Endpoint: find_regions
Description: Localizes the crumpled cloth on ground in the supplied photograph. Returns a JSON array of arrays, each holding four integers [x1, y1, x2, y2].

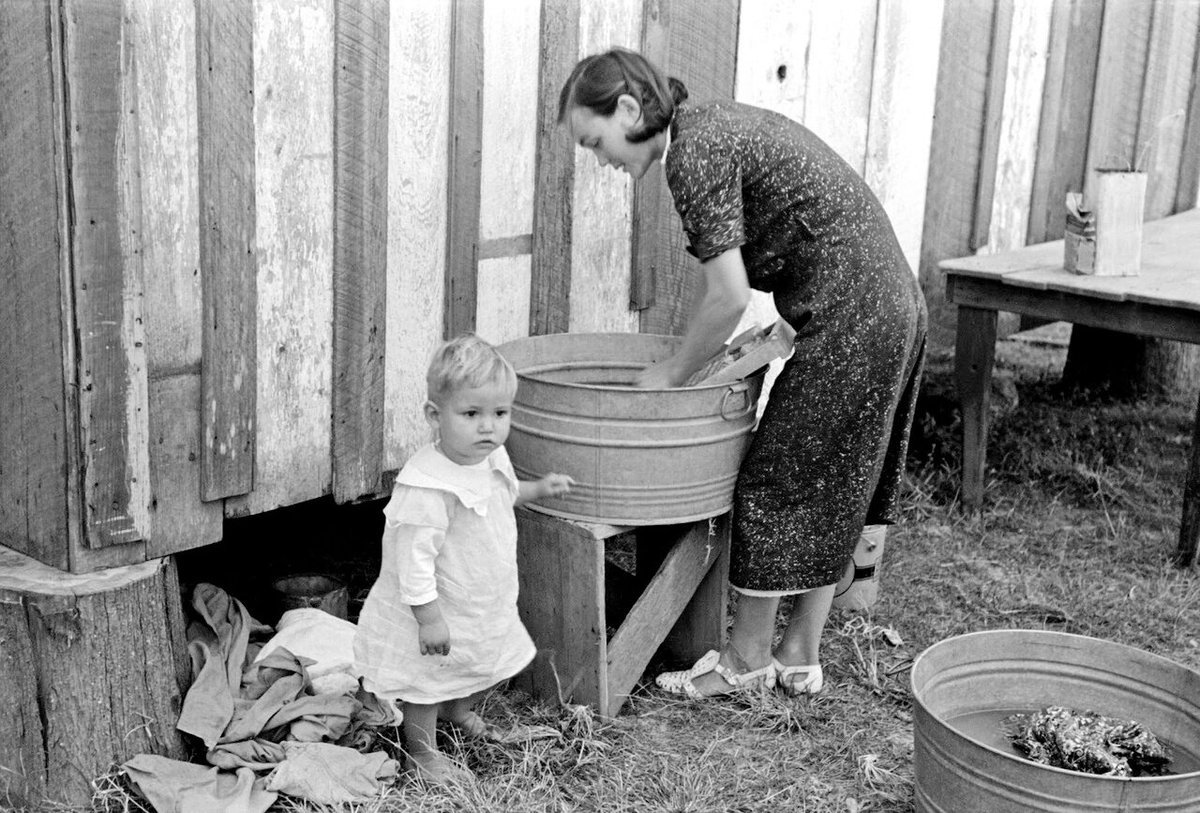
[[255, 607, 363, 696], [264, 741, 400, 804], [1007, 705, 1171, 776], [121, 754, 277, 813], [122, 584, 399, 811]]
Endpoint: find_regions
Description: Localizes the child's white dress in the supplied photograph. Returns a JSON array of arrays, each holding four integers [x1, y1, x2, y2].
[[353, 444, 536, 705]]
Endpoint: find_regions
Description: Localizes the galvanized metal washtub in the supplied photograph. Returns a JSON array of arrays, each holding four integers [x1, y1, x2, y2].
[[498, 333, 765, 525], [911, 629, 1200, 812]]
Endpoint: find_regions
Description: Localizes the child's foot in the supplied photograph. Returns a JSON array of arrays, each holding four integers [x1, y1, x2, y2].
[[404, 750, 474, 786], [445, 710, 502, 741]]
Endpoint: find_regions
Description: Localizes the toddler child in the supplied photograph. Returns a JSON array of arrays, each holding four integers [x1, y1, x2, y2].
[[353, 334, 572, 785]]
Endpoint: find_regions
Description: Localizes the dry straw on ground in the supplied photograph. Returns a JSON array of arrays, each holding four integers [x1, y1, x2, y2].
[[30, 329, 1200, 812]]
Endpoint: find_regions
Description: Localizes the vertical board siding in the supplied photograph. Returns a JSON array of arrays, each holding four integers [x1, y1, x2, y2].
[[985, 0, 1052, 253], [64, 0, 151, 550], [0, 1, 72, 568], [1085, 0, 1154, 182], [865, 0, 944, 274], [635, 0, 740, 337], [330, 0, 386, 505], [969, 0, 1014, 251], [569, 0, 641, 335], [804, 0, 877, 175], [476, 0, 539, 346], [196, 0, 257, 501], [130, 0, 222, 554], [1137, 0, 1199, 219], [918, 0, 1001, 348], [530, 0, 579, 337], [1178, 24, 1200, 212], [1027, 0, 1103, 243], [384, 0, 451, 469], [444, 0, 484, 339], [230, 0, 336, 515]]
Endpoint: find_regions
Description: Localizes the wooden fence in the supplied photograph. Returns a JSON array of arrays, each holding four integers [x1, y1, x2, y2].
[[1, 0, 1197, 571]]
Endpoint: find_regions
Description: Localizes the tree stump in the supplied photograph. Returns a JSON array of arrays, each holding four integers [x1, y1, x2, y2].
[[0, 545, 190, 809]]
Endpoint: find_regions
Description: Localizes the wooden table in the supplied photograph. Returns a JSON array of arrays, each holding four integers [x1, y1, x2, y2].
[[940, 208, 1200, 566]]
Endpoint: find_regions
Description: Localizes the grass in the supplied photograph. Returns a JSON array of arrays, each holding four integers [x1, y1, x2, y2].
[[30, 328, 1200, 811]]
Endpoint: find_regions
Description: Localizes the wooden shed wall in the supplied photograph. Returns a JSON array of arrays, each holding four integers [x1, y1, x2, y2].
[[1, 0, 1198, 571]]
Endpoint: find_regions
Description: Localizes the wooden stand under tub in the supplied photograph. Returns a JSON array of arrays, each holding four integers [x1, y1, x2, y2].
[[514, 508, 730, 717]]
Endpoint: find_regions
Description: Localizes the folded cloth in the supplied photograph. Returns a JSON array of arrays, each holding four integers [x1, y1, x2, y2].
[[264, 741, 399, 804], [122, 753, 277, 813], [177, 584, 273, 748]]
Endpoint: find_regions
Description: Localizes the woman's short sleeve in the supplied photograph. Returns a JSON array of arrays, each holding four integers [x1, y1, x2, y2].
[[666, 136, 745, 261]]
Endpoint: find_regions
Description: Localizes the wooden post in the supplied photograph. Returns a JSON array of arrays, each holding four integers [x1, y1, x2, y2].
[[953, 299, 998, 512], [0, 547, 188, 809], [1175, 389, 1200, 568]]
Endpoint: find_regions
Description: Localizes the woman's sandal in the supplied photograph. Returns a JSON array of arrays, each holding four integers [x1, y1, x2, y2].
[[655, 649, 778, 698], [772, 659, 824, 696]]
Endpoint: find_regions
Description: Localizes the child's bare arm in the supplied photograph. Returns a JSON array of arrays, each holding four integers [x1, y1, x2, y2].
[[411, 600, 450, 655], [516, 473, 574, 507]]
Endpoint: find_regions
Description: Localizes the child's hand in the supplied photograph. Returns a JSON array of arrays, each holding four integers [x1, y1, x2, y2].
[[418, 616, 451, 656], [539, 473, 574, 499]]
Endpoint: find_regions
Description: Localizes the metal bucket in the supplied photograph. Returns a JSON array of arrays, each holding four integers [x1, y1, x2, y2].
[[498, 333, 765, 525], [271, 574, 349, 620], [911, 629, 1200, 812], [832, 525, 886, 611]]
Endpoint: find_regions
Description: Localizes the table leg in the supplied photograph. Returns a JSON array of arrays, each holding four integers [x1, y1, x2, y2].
[[1174, 389, 1200, 567], [955, 305, 998, 511]]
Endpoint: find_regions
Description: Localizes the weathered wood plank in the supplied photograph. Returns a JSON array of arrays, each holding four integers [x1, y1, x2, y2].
[[531, 0, 579, 336], [1176, 29, 1200, 212], [478, 0, 538, 343], [476, 256, 533, 346], [129, 0, 223, 554], [1175, 389, 1200, 567], [865, 0, 945, 274], [970, 0, 1014, 251], [606, 520, 723, 715], [569, 0, 641, 335], [0, 1, 72, 570], [1027, 0, 1104, 243], [955, 305, 998, 510], [635, 0, 739, 337], [331, 0, 387, 504], [917, 0, 1000, 348], [985, 0, 1052, 252], [64, 0, 151, 550], [196, 0, 257, 501], [1084, 0, 1153, 181], [445, 0, 484, 338], [385, 0, 451, 470], [805, 0, 877, 174], [1137, 0, 1199, 219]]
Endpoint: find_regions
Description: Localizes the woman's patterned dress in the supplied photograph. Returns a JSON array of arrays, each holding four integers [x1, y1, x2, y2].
[[665, 101, 927, 592]]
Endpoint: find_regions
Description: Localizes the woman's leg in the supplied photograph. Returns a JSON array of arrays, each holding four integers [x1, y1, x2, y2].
[[687, 592, 781, 695], [772, 584, 835, 692]]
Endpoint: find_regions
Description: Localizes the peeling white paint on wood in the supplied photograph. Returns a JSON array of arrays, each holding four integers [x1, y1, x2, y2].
[[734, 0, 808, 123], [476, 255, 533, 347], [229, 0, 334, 515], [804, 0, 877, 174], [985, 0, 1053, 254], [865, 0, 944, 275], [385, 0, 452, 468], [569, 0, 640, 335]]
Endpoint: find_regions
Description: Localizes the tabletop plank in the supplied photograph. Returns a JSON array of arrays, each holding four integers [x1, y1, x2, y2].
[[940, 208, 1200, 311]]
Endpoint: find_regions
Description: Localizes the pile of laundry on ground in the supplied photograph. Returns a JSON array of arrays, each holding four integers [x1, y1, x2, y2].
[[122, 583, 401, 811]]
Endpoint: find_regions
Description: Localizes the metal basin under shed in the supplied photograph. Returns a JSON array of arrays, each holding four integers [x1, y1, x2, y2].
[[498, 333, 765, 526], [911, 629, 1200, 812]]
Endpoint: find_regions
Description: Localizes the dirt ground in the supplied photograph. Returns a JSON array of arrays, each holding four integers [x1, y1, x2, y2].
[[88, 322, 1200, 812]]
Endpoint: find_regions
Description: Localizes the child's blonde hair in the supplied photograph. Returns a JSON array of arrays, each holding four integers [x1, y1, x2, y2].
[[426, 334, 517, 405]]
